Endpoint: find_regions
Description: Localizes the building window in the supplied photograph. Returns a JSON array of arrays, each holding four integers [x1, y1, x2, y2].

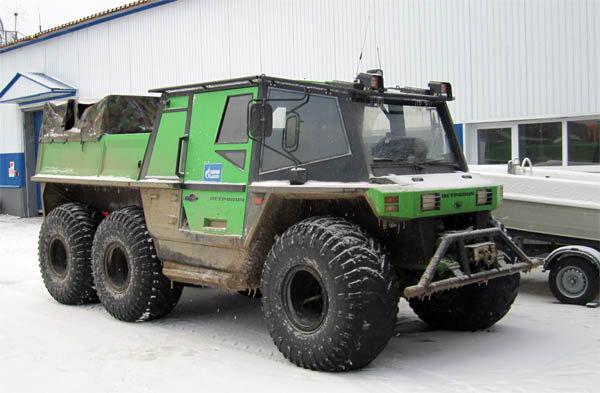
[[518, 122, 562, 166], [477, 128, 511, 164], [215, 94, 252, 144], [568, 120, 599, 165], [261, 88, 350, 172]]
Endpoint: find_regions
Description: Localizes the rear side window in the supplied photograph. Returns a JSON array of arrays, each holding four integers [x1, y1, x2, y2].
[[216, 94, 252, 144], [261, 88, 350, 172]]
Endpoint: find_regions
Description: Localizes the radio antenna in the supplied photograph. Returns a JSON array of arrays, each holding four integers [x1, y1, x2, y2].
[[376, 45, 382, 69], [355, 14, 371, 76]]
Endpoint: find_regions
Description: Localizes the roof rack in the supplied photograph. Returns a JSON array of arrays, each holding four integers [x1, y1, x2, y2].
[[149, 75, 454, 102]]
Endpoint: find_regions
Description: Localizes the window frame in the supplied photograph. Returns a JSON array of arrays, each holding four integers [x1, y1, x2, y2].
[[259, 88, 352, 174], [214, 93, 253, 145], [466, 115, 600, 167]]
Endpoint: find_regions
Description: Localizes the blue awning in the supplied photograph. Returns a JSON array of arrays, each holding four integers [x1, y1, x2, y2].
[[0, 72, 76, 106]]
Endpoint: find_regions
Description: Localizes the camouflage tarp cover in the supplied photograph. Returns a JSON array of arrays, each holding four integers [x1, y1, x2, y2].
[[40, 95, 160, 143], [77, 96, 160, 139], [40, 102, 69, 142]]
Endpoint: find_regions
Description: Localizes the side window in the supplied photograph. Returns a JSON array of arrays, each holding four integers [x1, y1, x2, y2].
[[215, 94, 252, 144], [261, 88, 350, 172]]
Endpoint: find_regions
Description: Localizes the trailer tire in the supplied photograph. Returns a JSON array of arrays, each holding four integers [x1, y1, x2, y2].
[[91, 206, 183, 322], [548, 257, 599, 305], [38, 203, 101, 305], [408, 273, 520, 331], [261, 216, 399, 371]]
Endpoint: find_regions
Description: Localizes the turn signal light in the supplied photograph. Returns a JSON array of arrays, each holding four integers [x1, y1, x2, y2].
[[383, 195, 399, 212], [476, 189, 493, 205]]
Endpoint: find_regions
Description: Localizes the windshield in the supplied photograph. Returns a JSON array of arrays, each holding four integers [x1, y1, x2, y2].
[[362, 103, 458, 169]]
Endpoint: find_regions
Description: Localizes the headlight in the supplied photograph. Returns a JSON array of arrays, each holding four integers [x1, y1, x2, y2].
[[421, 193, 441, 211], [476, 189, 493, 205]]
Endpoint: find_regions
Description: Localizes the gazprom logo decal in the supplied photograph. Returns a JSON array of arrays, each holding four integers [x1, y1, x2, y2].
[[203, 163, 222, 182]]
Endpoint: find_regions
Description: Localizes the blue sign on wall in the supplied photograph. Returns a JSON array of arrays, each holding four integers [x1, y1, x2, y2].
[[0, 152, 25, 188], [203, 163, 223, 182]]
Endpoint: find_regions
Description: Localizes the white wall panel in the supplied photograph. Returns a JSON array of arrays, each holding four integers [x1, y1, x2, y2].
[[0, 0, 598, 149], [0, 105, 23, 153]]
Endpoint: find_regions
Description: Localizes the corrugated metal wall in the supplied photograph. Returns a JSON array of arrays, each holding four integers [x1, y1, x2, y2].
[[0, 0, 598, 138]]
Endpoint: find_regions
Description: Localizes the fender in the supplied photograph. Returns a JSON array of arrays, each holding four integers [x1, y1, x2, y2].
[[543, 246, 600, 272]]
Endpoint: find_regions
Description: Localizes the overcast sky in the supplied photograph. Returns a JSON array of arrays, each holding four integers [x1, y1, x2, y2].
[[0, 0, 130, 36]]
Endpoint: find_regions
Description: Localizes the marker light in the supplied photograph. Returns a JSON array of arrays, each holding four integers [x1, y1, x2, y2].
[[421, 193, 441, 211]]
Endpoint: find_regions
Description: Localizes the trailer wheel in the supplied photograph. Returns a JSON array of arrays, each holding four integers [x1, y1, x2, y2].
[[261, 216, 399, 371], [38, 203, 101, 305], [549, 257, 599, 305], [408, 274, 520, 331], [91, 206, 183, 322]]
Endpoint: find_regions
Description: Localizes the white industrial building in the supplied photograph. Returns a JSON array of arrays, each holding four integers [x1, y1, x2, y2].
[[0, 0, 598, 217]]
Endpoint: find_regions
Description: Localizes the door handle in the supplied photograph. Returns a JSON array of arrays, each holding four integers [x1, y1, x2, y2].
[[175, 135, 189, 178], [184, 193, 198, 202]]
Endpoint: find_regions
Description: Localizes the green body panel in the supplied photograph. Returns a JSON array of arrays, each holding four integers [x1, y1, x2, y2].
[[167, 95, 189, 110], [146, 110, 188, 177], [182, 87, 257, 235], [365, 186, 500, 220], [38, 133, 149, 178]]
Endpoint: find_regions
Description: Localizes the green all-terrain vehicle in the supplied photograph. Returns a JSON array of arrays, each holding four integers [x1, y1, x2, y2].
[[33, 71, 541, 371]]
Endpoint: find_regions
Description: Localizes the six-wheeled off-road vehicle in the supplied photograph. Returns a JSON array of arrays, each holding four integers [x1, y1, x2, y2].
[[33, 71, 541, 371]]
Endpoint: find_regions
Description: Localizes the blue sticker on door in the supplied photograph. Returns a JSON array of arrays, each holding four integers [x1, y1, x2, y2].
[[203, 163, 222, 182]]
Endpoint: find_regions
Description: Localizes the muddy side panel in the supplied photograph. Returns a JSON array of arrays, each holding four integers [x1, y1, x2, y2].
[[140, 188, 249, 290]]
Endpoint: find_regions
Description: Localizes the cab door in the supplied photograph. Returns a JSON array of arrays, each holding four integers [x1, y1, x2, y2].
[[181, 87, 257, 236]]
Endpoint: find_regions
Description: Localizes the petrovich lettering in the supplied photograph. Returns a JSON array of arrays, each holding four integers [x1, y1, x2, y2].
[[441, 191, 475, 198]]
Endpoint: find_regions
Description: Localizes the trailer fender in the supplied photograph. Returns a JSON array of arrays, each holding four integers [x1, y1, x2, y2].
[[543, 246, 600, 274]]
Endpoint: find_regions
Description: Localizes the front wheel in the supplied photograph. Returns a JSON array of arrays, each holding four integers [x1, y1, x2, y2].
[[408, 274, 520, 331], [261, 216, 399, 372], [549, 257, 599, 305]]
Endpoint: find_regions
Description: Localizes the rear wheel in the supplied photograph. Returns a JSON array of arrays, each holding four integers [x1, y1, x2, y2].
[[408, 274, 520, 331], [261, 216, 399, 371], [91, 206, 183, 322], [38, 203, 101, 305], [549, 258, 599, 305]]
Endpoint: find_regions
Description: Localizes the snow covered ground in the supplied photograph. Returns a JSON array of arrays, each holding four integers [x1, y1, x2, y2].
[[0, 215, 598, 393]]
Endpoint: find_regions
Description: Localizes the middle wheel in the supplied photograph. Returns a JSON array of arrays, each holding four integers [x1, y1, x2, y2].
[[91, 206, 183, 322], [261, 216, 399, 371]]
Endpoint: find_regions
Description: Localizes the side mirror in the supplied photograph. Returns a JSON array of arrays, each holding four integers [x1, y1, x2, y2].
[[248, 102, 273, 139], [283, 114, 300, 151]]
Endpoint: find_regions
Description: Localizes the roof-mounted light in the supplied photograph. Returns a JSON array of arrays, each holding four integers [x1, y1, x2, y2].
[[355, 69, 385, 92], [428, 81, 453, 99]]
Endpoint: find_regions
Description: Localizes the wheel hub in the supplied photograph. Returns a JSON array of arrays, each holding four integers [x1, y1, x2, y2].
[[557, 266, 588, 298], [104, 243, 131, 292], [282, 266, 328, 333], [48, 237, 68, 278]]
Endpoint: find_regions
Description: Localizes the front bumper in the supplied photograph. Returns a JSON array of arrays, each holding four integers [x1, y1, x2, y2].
[[403, 227, 542, 298]]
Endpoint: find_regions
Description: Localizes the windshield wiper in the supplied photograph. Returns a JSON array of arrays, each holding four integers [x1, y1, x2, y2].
[[371, 160, 425, 170], [418, 159, 462, 170]]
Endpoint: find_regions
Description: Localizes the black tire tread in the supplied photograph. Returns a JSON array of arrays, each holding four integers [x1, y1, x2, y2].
[[92, 206, 183, 322], [38, 202, 100, 305], [261, 216, 399, 371], [408, 274, 520, 331]]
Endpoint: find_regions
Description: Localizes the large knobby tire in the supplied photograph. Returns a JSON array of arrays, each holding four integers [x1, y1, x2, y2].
[[38, 203, 101, 305], [261, 216, 399, 372], [548, 257, 599, 305], [91, 206, 183, 322], [408, 274, 520, 331]]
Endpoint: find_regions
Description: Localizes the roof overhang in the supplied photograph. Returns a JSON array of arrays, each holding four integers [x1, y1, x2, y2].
[[0, 72, 77, 106]]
